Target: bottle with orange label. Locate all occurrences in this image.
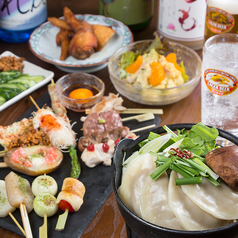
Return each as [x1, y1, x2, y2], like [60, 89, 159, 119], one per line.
[205, 0, 238, 41]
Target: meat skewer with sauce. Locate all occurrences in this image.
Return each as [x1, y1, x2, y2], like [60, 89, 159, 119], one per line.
[5, 171, 34, 238]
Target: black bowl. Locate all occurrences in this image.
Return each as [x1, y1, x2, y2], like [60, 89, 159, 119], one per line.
[112, 123, 238, 238]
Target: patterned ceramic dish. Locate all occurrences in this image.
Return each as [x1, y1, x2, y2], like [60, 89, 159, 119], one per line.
[28, 14, 133, 73]
[0, 51, 54, 112]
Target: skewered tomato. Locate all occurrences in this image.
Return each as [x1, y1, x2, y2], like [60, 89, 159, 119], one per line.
[58, 199, 75, 213]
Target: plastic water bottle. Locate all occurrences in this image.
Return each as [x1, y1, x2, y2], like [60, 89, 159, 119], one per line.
[0, 0, 47, 43]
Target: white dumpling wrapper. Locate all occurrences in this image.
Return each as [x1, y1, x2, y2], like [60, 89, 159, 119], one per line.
[169, 171, 231, 230]
[140, 172, 184, 230]
[179, 173, 238, 220]
[119, 153, 156, 217]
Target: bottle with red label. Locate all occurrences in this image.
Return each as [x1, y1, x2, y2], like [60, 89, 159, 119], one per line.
[205, 0, 238, 41]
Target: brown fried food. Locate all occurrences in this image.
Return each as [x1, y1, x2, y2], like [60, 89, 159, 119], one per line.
[0, 118, 51, 151]
[56, 28, 72, 60]
[63, 7, 97, 59]
[48, 17, 71, 31]
[92, 24, 115, 51]
[0, 56, 25, 72]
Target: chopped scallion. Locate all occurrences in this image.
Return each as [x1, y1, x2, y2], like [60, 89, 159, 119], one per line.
[175, 176, 202, 186]
[150, 159, 172, 180]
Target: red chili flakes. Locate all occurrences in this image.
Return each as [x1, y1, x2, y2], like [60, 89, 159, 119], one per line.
[170, 148, 194, 159]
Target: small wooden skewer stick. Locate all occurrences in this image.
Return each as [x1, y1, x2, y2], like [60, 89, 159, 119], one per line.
[0, 162, 8, 168]
[20, 204, 33, 238]
[51, 78, 55, 85]
[0, 150, 6, 157]
[8, 212, 26, 236]
[29, 95, 40, 110]
[55, 209, 69, 231]
[39, 213, 48, 238]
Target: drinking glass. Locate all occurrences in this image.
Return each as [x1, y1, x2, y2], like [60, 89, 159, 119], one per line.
[201, 33, 238, 138]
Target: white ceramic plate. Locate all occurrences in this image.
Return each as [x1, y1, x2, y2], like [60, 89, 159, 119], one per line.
[0, 51, 54, 112]
[29, 14, 133, 73]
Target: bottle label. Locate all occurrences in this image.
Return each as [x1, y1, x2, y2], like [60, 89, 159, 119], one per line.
[98, 0, 154, 25]
[204, 68, 238, 96]
[206, 7, 235, 34]
[158, 0, 206, 41]
[0, 0, 47, 31]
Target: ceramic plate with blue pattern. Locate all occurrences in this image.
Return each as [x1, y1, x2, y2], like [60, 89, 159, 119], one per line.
[29, 14, 133, 73]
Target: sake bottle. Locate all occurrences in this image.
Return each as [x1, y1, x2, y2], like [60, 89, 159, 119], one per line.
[0, 0, 47, 43]
[99, 0, 154, 31]
[158, 0, 207, 50]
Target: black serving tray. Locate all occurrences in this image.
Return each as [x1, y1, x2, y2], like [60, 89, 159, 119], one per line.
[0, 91, 161, 238]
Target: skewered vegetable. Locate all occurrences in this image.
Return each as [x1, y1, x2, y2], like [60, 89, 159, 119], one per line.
[32, 175, 58, 196]
[33, 193, 58, 217]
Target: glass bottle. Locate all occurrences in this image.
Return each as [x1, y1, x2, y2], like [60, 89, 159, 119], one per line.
[204, 0, 238, 41]
[0, 0, 47, 43]
[158, 0, 207, 50]
[98, 0, 154, 31]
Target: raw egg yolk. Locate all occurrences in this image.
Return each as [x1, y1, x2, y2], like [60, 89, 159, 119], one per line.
[69, 88, 94, 99]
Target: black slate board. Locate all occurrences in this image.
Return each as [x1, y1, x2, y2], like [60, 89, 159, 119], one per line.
[0, 91, 161, 238]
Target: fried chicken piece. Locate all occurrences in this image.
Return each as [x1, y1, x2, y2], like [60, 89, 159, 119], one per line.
[48, 17, 71, 31]
[92, 24, 115, 51]
[63, 7, 97, 59]
[56, 28, 72, 60]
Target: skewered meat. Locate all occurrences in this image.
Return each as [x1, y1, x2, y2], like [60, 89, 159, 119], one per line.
[81, 139, 115, 167]
[64, 7, 97, 59]
[56, 178, 85, 212]
[205, 145, 238, 190]
[32, 107, 76, 150]
[89, 93, 126, 114]
[4, 145, 63, 176]
[48, 84, 67, 117]
[79, 110, 131, 152]
[5, 171, 34, 213]
[0, 118, 51, 151]
[0, 180, 16, 217]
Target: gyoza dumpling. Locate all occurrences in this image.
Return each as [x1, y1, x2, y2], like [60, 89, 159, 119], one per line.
[119, 153, 156, 217]
[0, 180, 16, 217]
[140, 172, 184, 230]
[178, 173, 238, 220]
[168, 171, 231, 230]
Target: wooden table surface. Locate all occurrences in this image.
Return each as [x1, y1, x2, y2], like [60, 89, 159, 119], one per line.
[0, 0, 202, 237]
